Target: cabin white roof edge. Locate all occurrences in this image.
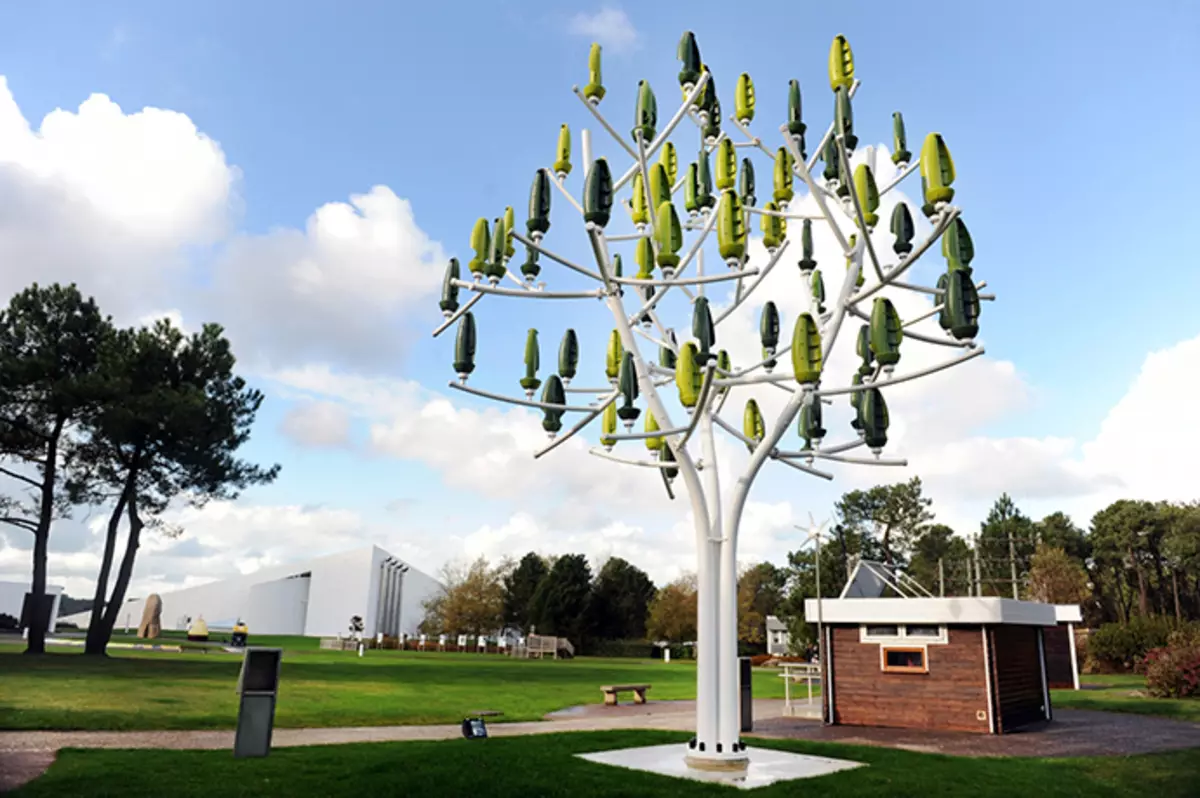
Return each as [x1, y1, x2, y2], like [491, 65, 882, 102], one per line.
[802, 596, 1059, 627]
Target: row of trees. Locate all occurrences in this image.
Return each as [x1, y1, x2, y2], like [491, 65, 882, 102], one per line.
[421, 478, 1200, 656]
[418, 551, 789, 651]
[781, 478, 1200, 644]
[0, 283, 277, 655]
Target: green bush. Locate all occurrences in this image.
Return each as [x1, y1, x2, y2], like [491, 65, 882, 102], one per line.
[1088, 616, 1175, 672]
[1143, 641, 1200, 698]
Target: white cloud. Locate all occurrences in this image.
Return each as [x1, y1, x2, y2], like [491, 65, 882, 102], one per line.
[567, 8, 640, 54]
[209, 186, 447, 370]
[1079, 333, 1200, 504]
[0, 78, 236, 319]
[0, 77, 446, 369]
[279, 400, 353, 448]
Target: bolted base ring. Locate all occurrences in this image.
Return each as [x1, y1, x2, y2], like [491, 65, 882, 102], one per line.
[684, 753, 750, 773]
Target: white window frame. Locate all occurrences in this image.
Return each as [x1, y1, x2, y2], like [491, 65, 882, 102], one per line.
[859, 624, 949, 645]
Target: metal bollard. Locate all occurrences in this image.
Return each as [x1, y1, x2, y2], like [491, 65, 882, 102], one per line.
[739, 656, 753, 732]
[234, 648, 283, 758]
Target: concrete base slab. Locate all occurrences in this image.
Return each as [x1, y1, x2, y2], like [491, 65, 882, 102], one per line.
[577, 743, 864, 789]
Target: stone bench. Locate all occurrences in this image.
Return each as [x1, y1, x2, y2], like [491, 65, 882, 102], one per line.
[601, 684, 650, 706]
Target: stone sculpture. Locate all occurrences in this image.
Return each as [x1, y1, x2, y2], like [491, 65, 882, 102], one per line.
[137, 594, 162, 639]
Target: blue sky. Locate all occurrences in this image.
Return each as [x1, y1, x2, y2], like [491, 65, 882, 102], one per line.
[1, 2, 1198, 592]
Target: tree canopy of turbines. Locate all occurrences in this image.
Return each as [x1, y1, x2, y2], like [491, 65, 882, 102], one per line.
[433, 30, 994, 772]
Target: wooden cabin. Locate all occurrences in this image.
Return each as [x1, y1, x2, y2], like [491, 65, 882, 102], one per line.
[803, 595, 1057, 734]
[1043, 605, 1082, 690]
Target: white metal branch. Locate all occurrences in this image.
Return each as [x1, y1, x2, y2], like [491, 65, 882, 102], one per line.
[848, 208, 959, 306]
[745, 205, 825, 221]
[627, 195, 723, 325]
[452, 278, 602, 300]
[633, 325, 676, 353]
[770, 454, 834, 480]
[613, 71, 711, 192]
[448, 381, 616, 413]
[633, 130, 660, 247]
[836, 136, 886, 283]
[815, 347, 985, 398]
[845, 303, 971, 348]
[589, 447, 689, 470]
[676, 364, 717, 449]
[534, 393, 619, 459]
[729, 118, 774, 160]
[612, 268, 758, 288]
[431, 292, 484, 338]
[573, 88, 639, 160]
[548, 171, 585, 215]
[782, 128, 851, 256]
[710, 240, 790, 325]
[511, 230, 605, 283]
[803, 79, 860, 172]
[878, 159, 920, 198]
[606, 425, 691, 442]
[504, 268, 535, 291]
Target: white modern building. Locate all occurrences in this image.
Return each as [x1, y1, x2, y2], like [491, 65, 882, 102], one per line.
[58, 545, 442, 638]
[0, 581, 64, 630]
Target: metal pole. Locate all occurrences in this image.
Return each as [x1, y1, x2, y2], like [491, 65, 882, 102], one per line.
[938, 558, 945, 597]
[1008, 531, 1019, 600]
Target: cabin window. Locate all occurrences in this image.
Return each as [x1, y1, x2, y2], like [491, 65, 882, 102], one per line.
[860, 624, 948, 645]
[905, 625, 942, 638]
[881, 646, 927, 674]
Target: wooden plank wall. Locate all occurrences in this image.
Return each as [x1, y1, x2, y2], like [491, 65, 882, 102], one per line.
[1042, 625, 1076, 689]
[829, 626, 992, 733]
[988, 626, 1049, 731]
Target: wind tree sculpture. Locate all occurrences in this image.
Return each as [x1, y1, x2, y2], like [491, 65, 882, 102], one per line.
[433, 32, 993, 771]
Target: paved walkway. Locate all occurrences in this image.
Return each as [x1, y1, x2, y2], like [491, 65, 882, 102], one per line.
[752, 709, 1200, 758]
[4, 700, 1200, 793]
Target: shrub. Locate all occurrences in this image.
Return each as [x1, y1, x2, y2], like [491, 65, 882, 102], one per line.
[1142, 641, 1200, 698]
[1167, 624, 1200, 649]
[1087, 616, 1175, 672]
[0, 612, 18, 631]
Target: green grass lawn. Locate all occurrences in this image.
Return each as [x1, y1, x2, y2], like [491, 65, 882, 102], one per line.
[1053, 673, 1200, 723]
[0, 643, 790, 730]
[12, 731, 1200, 798]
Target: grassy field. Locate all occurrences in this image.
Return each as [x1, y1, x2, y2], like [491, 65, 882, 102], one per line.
[13, 730, 1200, 798]
[1052, 673, 1200, 723]
[3, 637, 1196, 731]
[0, 642, 790, 730]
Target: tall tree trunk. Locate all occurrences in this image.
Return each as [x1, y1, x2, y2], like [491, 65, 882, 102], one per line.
[1171, 569, 1182, 625]
[880, 523, 894, 567]
[98, 490, 145, 644]
[84, 467, 136, 655]
[836, 528, 849, 584]
[26, 414, 65, 656]
[1149, 541, 1168, 616]
[1129, 545, 1149, 617]
[1113, 565, 1129, 624]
